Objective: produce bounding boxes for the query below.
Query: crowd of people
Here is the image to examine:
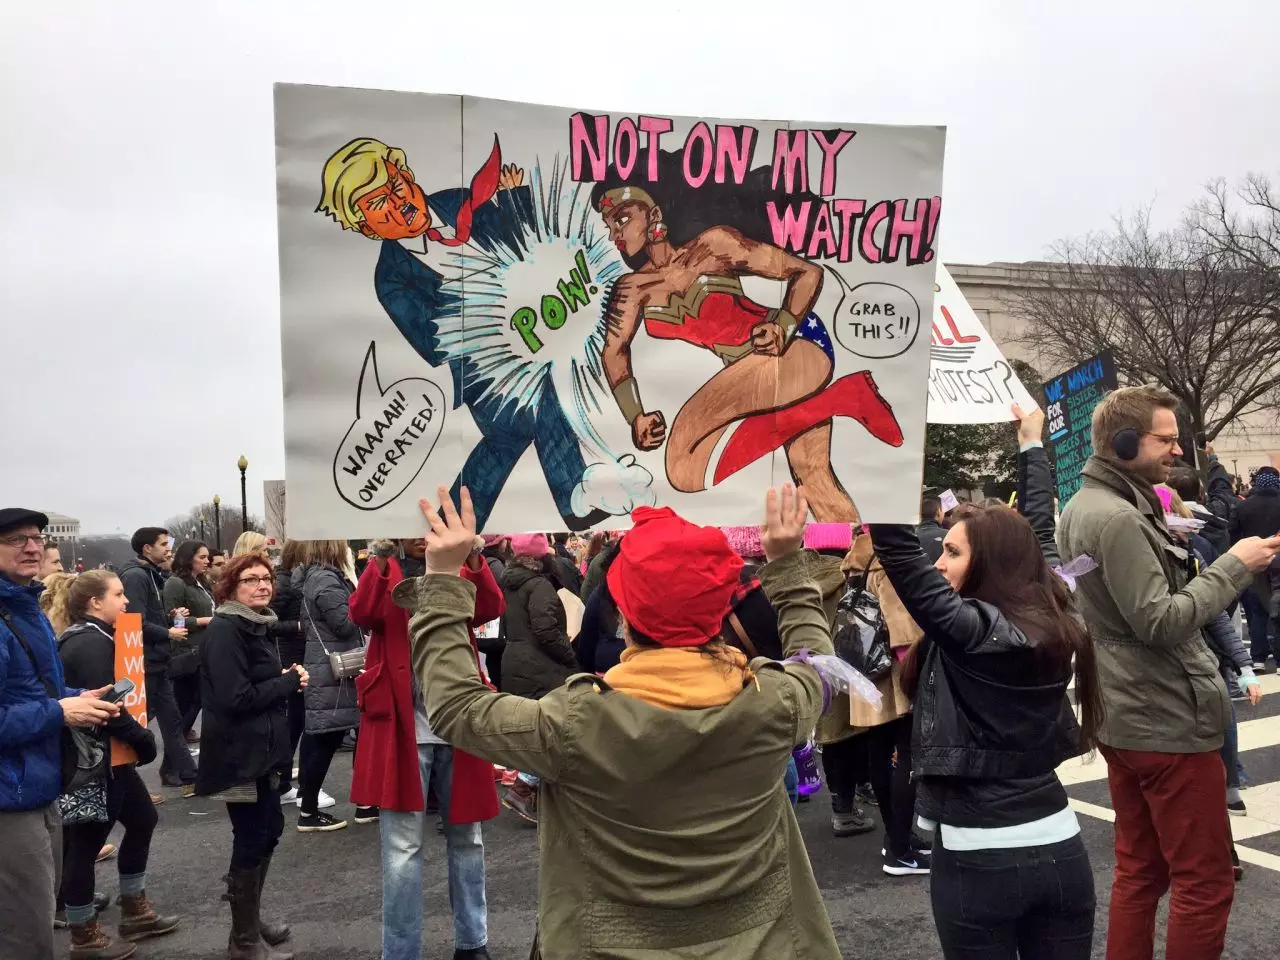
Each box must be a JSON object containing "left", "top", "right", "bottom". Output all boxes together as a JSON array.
[{"left": 3, "top": 389, "right": 1280, "bottom": 959}]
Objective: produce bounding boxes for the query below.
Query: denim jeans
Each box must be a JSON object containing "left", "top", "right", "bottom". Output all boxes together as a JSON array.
[
  {"left": 930, "top": 834, "right": 1095, "bottom": 959},
  {"left": 381, "top": 744, "right": 487, "bottom": 958}
]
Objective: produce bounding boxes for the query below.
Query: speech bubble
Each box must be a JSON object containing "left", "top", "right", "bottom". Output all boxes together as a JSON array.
[
  {"left": 826, "top": 268, "right": 921, "bottom": 360},
  {"left": 332, "top": 341, "right": 447, "bottom": 511}
]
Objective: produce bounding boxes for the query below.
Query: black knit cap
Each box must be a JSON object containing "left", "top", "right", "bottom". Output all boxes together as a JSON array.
[{"left": 0, "top": 508, "right": 49, "bottom": 535}]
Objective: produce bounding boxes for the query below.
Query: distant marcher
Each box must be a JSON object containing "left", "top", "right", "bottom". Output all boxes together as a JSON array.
[
  {"left": 196, "top": 551, "right": 303, "bottom": 960},
  {"left": 39, "top": 570, "right": 77, "bottom": 636},
  {"left": 39, "top": 541, "right": 65, "bottom": 580},
  {"left": 272, "top": 540, "right": 310, "bottom": 805},
  {"left": 163, "top": 541, "right": 216, "bottom": 743},
  {"left": 119, "top": 528, "right": 196, "bottom": 791},
  {"left": 233, "top": 532, "right": 269, "bottom": 557},
  {"left": 916, "top": 496, "right": 946, "bottom": 563}
]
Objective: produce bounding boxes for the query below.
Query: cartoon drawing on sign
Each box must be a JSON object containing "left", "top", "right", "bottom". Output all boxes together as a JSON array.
[
  {"left": 317, "top": 138, "right": 625, "bottom": 531},
  {"left": 589, "top": 156, "right": 905, "bottom": 522}
]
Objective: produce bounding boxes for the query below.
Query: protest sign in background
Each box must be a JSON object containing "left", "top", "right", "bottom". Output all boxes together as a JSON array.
[{"left": 1043, "top": 350, "right": 1119, "bottom": 504}]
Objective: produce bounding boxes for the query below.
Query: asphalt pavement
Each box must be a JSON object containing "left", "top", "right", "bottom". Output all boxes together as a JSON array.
[{"left": 59, "top": 689, "right": 1280, "bottom": 960}]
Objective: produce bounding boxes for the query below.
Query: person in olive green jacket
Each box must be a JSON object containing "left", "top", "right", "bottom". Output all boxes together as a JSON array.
[
  {"left": 163, "top": 540, "right": 217, "bottom": 742},
  {"left": 1057, "top": 385, "right": 1280, "bottom": 960},
  {"left": 403, "top": 484, "right": 841, "bottom": 960}
]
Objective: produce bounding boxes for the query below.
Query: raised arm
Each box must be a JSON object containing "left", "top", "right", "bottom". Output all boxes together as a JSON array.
[
  {"left": 702, "top": 226, "right": 823, "bottom": 324},
  {"left": 1013, "top": 405, "right": 1061, "bottom": 566}
]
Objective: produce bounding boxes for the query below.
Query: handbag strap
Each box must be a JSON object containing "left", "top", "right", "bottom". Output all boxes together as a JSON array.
[
  {"left": 0, "top": 606, "right": 58, "bottom": 699},
  {"left": 300, "top": 596, "right": 332, "bottom": 658}
]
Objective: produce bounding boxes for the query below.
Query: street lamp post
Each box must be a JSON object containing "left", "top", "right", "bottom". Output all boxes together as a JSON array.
[
  {"left": 238, "top": 456, "right": 249, "bottom": 534},
  {"left": 199, "top": 516, "right": 206, "bottom": 541},
  {"left": 213, "top": 495, "right": 222, "bottom": 552}
]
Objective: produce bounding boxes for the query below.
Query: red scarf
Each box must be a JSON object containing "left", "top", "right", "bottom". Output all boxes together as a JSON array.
[{"left": 426, "top": 136, "right": 503, "bottom": 247}]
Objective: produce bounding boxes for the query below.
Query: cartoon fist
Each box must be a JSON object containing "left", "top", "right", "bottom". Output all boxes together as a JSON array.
[
  {"left": 498, "top": 164, "right": 524, "bottom": 191},
  {"left": 751, "top": 321, "right": 785, "bottom": 357},
  {"left": 632, "top": 411, "right": 667, "bottom": 452}
]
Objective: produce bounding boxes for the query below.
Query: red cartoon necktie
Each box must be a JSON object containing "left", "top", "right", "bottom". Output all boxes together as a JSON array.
[{"left": 426, "top": 136, "right": 503, "bottom": 247}]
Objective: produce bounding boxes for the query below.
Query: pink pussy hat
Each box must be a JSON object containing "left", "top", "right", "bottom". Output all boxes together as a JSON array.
[
  {"left": 508, "top": 534, "right": 549, "bottom": 558},
  {"left": 803, "top": 523, "right": 853, "bottom": 552}
]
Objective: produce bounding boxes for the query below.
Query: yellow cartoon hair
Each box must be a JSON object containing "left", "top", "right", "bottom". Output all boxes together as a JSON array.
[{"left": 317, "top": 138, "right": 414, "bottom": 232}]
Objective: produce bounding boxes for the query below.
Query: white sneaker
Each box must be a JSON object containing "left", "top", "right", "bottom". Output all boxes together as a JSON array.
[
  {"left": 317, "top": 789, "right": 336, "bottom": 810},
  {"left": 279, "top": 787, "right": 298, "bottom": 805}
]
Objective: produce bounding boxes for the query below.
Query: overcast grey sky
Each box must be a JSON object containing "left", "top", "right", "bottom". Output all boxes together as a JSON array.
[{"left": 3, "top": 1, "right": 1277, "bottom": 534}]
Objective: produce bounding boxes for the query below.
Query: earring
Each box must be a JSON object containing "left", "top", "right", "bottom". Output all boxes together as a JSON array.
[{"left": 648, "top": 221, "right": 668, "bottom": 243}]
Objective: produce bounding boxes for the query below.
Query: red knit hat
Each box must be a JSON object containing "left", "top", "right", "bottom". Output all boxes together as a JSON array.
[{"left": 608, "top": 506, "right": 744, "bottom": 647}]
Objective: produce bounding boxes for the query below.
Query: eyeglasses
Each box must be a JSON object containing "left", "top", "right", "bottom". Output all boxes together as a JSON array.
[
  {"left": 0, "top": 533, "right": 45, "bottom": 549},
  {"left": 1144, "top": 433, "right": 1182, "bottom": 448},
  {"left": 237, "top": 576, "right": 273, "bottom": 588}
]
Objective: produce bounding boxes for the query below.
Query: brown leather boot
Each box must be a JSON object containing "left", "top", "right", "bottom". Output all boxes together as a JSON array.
[
  {"left": 257, "top": 854, "right": 291, "bottom": 946},
  {"left": 225, "top": 869, "right": 295, "bottom": 960},
  {"left": 118, "top": 891, "right": 180, "bottom": 941},
  {"left": 69, "top": 918, "right": 137, "bottom": 959}
]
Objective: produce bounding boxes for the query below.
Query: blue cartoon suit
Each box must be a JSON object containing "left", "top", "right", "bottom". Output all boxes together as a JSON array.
[{"left": 373, "top": 186, "right": 607, "bottom": 532}]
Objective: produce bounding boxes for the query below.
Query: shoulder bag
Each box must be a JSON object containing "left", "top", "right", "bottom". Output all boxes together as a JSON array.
[{"left": 303, "top": 596, "right": 366, "bottom": 680}]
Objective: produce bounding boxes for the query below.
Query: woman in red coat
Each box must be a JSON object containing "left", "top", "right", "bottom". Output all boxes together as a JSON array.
[{"left": 349, "top": 537, "right": 503, "bottom": 960}]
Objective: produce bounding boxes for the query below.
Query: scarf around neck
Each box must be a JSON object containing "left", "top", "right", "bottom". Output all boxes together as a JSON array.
[
  {"left": 603, "top": 646, "right": 754, "bottom": 710},
  {"left": 216, "top": 601, "right": 278, "bottom": 625}
]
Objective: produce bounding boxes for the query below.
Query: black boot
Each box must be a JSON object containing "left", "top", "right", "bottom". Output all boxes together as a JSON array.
[
  {"left": 224, "top": 868, "right": 295, "bottom": 960},
  {"left": 257, "top": 855, "right": 291, "bottom": 946}
]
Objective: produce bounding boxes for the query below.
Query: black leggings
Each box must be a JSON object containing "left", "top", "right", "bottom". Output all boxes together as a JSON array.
[
  {"left": 866, "top": 715, "right": 916, "bottom": 858},
  {"left": 821, "top": 735, "right": 870, "bottom": 812},
  {"left": 227, "top": 777, "right": 285, "bottom": 871},
  {"left": 279, "top": 691, "right": 306, "bottom": 792},
  {"left": 63, "top": 765, "right": 157, "bottom": 909},
  {"left": 298, "top": 729, "right": 347, "bottom": 814}
]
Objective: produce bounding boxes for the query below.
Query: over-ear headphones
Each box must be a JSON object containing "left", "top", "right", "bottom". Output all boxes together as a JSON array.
[{"left": 1112, "top": 428, "right": 1140, "bottom": 461}]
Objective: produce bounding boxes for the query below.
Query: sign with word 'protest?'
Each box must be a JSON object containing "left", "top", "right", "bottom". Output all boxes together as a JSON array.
[
  {"left": 926, "top": 266, "right": 1035, "bottom": 424},
  {"left": 110, "top": 612, "right": 146, "bottom": 766},
  {"left": 1043, "top": 350, "right": 1119, "bottom": 504},
  {"left": 275, "top": 83, "right": 945, "bottom": 536}
]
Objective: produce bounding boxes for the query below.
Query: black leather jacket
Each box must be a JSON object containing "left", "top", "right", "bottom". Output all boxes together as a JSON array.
[{"left": 869, "top": 446, "right": 1083, "bottom": 829}]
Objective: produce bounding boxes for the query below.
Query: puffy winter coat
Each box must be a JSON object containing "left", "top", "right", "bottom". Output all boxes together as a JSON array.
[
  {"left": 294, "top": 563, "right": 363, "bottom": 733},
  {"left": 500, "top": 560, "right": 575, "bottom": 699}
]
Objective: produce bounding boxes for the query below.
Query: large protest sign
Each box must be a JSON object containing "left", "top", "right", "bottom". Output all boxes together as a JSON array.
[
  {"left": 1043, "top": 350, "right": 1119, "bottom": 504},
  {"left": 926, "top": 266, "right": 1035, "bottom": 424},
  {"left": 110, "top": 613, "right": 146, "bottom": 766},
  {"left": 275, "top": 84, "right": 945, "bottom": 537}
]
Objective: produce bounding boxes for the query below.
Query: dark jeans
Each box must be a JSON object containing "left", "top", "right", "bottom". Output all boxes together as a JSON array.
[
  {"left": 821, "top": 734, "right": 870, "bottom": 813},
  {"left": 279, "top": 690, "right": 306, "bottom": 792},
  {"left": 931, "top": 835, "right": 1095, "bottom": 959},
  {"left": 173, "top": 670, "right": 201, "bottom": 734},
  {"left": 63, "top": 765, "right": 157, "bottom": 909},
  {"left": 1241, "top": 587, "right": 1272, "bottom": 663},
  {"left": 298, "top": 729, "right": 347, "bottom": 814},
  {"left": 146, "top": 670, "right": 197, "bottom": 782},
  {"left": 866, "top": 715, "right": 915, "bottom": 857},
  {"left": 227, "top": 777, "right": 286, "bottom": 871}
]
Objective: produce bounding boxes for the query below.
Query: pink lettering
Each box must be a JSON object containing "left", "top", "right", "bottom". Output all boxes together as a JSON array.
[
  {"left": 639, "top": 116, "right": 674, "bottom": 182},
  {"left": 832, "top": 199, "right": 865, "bottom": 262},
  {"left": 683, "top": 122, "right": 714, "bottom": 188},
  {"left": 887, "top": 198, "right": 930, "bottom": 264},
  {"left": 771, "top": 130, "right": 808, "bottom": 193},
  {"left": 614, "top": 117, "right": 639, "bottom": 180},
  {"left": 713, "top": 125, "right": 756, "bottom": 185},
  {"left": 766, "top": 201, "right": 812, "bottom": 252},
  {"left": 806, "top": 203, "right": 837, "bottom": 259},
  {"left": 860, "top": 200, "right": 890, "bottom": 264},
  {"left": 941, "top": 305, "right": 981, "bottom": 344},
  {"left": 812, "top": 130, "right": 855, "bottom": 197},
  {"left": 570, "top": 113, "right": 608, "bottom": 182}
]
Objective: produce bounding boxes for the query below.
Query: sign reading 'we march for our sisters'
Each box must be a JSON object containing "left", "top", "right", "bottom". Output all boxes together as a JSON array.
[{"left": 274, "top": 84, "right": 946, "bottom": 538}]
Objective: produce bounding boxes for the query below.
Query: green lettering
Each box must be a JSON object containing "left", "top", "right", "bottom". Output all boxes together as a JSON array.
[
  {"left": 557, "top": 270, "right": 590, "bottom": 313},
  {"left": 541, "top": 294, "right": 568, "bottom": 330},
  {"left": 510, "top": 307, "right": 543, "bottom": 353}
]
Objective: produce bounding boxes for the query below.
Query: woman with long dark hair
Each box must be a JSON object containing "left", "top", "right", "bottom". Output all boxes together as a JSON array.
[
  {"left": 163, "top": 541, "right": 215, "bottom": 744},
  {"left": 869, "top": 406, "right": 1103, "bottom": 959}
]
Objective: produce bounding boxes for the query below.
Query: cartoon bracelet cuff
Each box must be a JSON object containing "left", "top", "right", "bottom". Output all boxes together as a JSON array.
[{"left": 613, "top": 377, "right": 645, "bottom": 425}]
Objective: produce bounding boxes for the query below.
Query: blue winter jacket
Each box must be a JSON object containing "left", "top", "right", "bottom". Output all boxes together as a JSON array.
[{"left": 0, "top": 575, "right": 69, "bottom": 811}]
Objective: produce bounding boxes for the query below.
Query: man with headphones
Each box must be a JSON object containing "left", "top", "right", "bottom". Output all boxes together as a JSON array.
[{"left": 1058, "top": 385, "right": 1280, "bottom": 960}]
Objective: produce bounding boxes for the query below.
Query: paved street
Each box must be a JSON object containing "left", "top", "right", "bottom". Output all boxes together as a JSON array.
[{"left": 61, "top": 676, "right": 1280, "bottom": 959}]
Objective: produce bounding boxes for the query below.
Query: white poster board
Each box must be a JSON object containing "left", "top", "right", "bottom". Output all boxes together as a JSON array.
[
  {"left": 274, "top": 83, "right": 945, "bottom": 537},
  {"left": 926, "top": 265, "right": 1034, "bottom": 424}
]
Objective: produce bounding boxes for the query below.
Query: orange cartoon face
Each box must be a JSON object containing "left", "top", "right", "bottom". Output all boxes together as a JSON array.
[
  {"left": 600, "top": 199, "right": 656, "bottom": 259},
  {"left": 356, "top": 159, "right": 433, "bottom": 241}
]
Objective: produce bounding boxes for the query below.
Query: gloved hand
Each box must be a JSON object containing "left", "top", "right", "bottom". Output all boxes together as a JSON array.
[{"left": 1239, "top": 669, "right": 1262, "bottom": 706}]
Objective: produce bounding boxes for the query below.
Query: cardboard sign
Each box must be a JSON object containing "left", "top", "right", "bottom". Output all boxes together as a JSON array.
[
  {"left": 939, "top": 489, "right": 960, "bottom": 513},
  {"left": 110, "top": 612, "right": 147, "bottom": 766},
  {"left": 274, "top": 83, "right": 946, "bottom": 535},
  {"left": 926, "top": 266, "right": 1035, "bottom": 424},
  {"left": 1043, "top": 350, "right": 1119, "bottom": 505}
]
